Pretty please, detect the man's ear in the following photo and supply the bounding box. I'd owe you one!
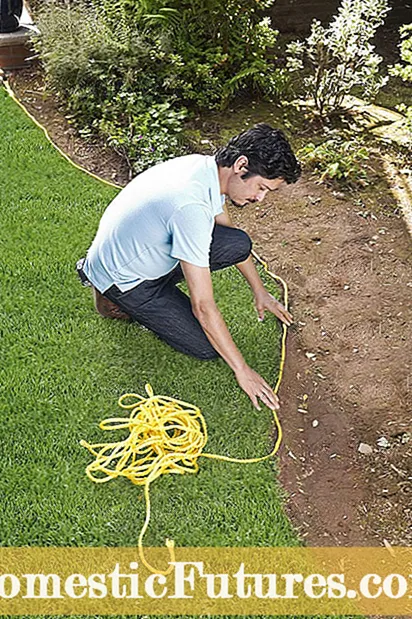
[233,155,249,175]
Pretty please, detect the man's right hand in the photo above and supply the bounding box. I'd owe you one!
[235,365,280,411]
[180,261,280,412]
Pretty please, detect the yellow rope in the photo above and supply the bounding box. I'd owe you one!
[252,249,289,397]
[80,261,288,574]
[1,78,123,190]
[2,77,290,573]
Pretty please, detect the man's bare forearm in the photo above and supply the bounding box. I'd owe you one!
[193,301,247,373]
[180,259,280,410]
[194,301,279,411]
[236,255,265,295]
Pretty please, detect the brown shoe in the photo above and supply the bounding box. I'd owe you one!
[92,287,131,321]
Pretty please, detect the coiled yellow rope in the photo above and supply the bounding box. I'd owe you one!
[2,77,289,574]
[80,385,206,574]
[80,255,288,574]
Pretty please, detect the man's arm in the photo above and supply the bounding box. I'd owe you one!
[214,208,232,228]
[180,260,279,412]
[214,211,263,292]
[214,212,293,326]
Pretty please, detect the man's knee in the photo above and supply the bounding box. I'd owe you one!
[210,225,253,270]
[234,228,252,261]
[211,225,252,268]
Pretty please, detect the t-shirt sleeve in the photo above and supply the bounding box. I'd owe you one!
[214,195,225,217]
[169,204,213,268]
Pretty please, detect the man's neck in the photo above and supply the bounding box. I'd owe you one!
[217,164,231,197]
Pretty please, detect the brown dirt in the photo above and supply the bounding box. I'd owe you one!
[6,65,412,550]
[232,179,412,549]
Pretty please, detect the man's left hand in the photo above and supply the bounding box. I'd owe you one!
[254,289,293,326]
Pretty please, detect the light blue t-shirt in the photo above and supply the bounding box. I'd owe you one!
[83,154,225,293]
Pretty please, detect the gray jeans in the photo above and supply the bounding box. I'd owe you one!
[80,225,252,360]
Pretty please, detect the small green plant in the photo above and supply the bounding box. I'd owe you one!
[286,0,390,117]
[101,102,187,173]
[389,23,412,134]
[299,133,370,186]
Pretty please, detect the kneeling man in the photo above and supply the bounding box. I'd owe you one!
[77,124,301,411]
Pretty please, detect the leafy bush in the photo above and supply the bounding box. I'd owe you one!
[33,1,188,172]
[286,0,390,116]
[389,23,412,132]
[104,0,284,107]
[299,132,370,186]
[100,101,187,173]
[154,1,284,107]
[33,0,286,172]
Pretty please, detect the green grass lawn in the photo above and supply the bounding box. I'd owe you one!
[0,84,292,611]
[0,86,361,619]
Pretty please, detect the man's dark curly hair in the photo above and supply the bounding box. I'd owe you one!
[214,123,301,184]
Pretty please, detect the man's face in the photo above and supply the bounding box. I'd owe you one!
[226,156,285,208]
[228,174,285,208]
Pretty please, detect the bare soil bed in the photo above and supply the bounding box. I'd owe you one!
[237,178,412,548]
[7,65,412,549]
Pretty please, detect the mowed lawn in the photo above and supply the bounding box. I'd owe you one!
[0,86,296,549]
[0,85,363,619]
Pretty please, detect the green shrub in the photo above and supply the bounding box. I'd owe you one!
[298,133,370,186]
[100,101,187,173]
[286,0,390,117]
[156,1,284,107]
[33,0,286,173]
[389,23,412,133]
[106,0,284,107]
[33,1,188,173]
